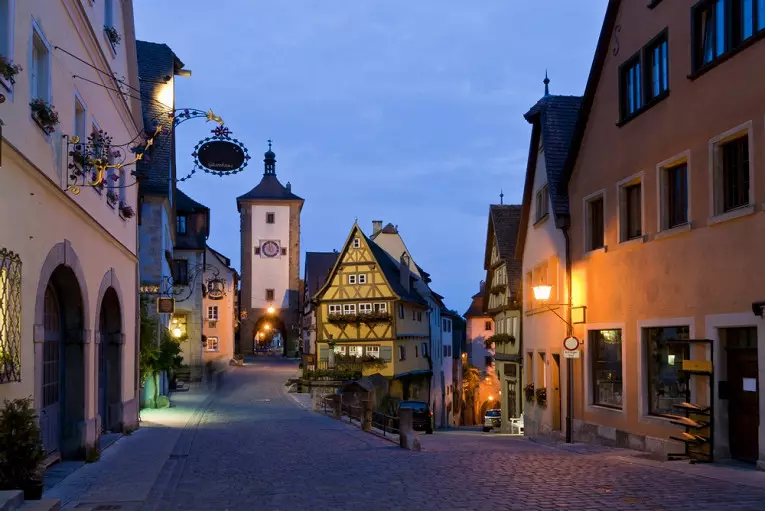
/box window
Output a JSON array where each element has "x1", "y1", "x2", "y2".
[
  {"x1": 31, "y1": 23, "x2": 50, "y2": 102},
  {"x1": 74, "y1": 94, "x2": 87, "y2": 145},
  {"x1": 281, "y1": 247, "x2": 287, "y2": 256},
  {"x1": 206, "y1": 306, "x2": 219, "y2": 321},
  {"x1": 415, "y1": 345, "x2": 419, "y2": 357},
  {"x1": 538, "y1": 352, "x2": 547, "y2": 387},
  {"x1": 343, "y1": 303, "x2": 356, "y2": 315},
  {"x1": 417, "y1": 311, "x2": 422, "y2": 322},
  {"x1": 266, "y1": 212, "x2": 275, "y2": 224},
  {"x1": 619, "y1": 179, "x2": 642, "y2": 241},
  {"x1": 205, "y1": 336, "x2": 219, "y2": 352},
  {"x1": 621, "y1": 55, "x2": 642, "y2": 117},
  {"x1": 585, "y1": 194, "x2": 605, "y2": 251},
  {"x1": 398, "y1": 345, "x2": 406, "y2": 361},
  {"x1": 535, "y1": 184, "x2": 549, "y2": 222},
  {"x1": 334, "y1": 345, "x2": 347, "y2": 355},
  {"x1": 374, "y1": 303, "x2": 388, "y2": 313},
  {"x1": 590, "y1": 329, "x2": 623, "y2": 409},
  {"x1": 265, "y1": 289, "x2": 275, "y2": 301},
  {"x1": 0, "y1": 1, "x2": 12, "y2": 65},
  {"x1": 347, "y1": 274, "x2": 357, "y2": 284},
  {"x1": 398, "y1": 304, "x2": 404, "y2": 319},
  {"x1": 693, "y1": 0, "x2": 765, "y2": 71},
  {"x1": 105, "y1": 0, "x2": 114, "y2": 27},
  {"x1": 485, "y1": 321, "x2": 492, "y2": 331},
  {"x1": 366, "y1": 345, "x2": 380, "y2": 358},
  {"x1": 660, "y1": 162, "x2": 689, "y2": 229},
  {"x1": 176, "y1": 215, "x2": 187, "y2": 234},
  {"x1": 171, "y1": 259, "x2": 189, "y2": 286},
  {"x1": 352, "y1": 238, "x2": 360, "y2": 248},
  {"x1": 328, "y1": 304, "x2": 341, "y2": 315},
  {"x1": 721, "y1": 135, "x2": 750, "y2": 212},
  {"x1": 421, "y1": 342, "x2": 428, "y2": 357},
  {"x1": 0, "y1": 249, "x2": 22, "y2": 383},
  {"x1": 526, "y1": 352, "x2": 534, "y2": 384},
  {"x1": 358, "y1": 274, "x2": 367, "y2": 284},
  {"x1": 644, "y1": 326, "x2": 690, "y2": 416},
  {"x1": 646, "y1": 33, "x2": 669, "y2": 101},
  {"x1": 444, "y1": 346, "x2": 449, "y2": 358},
  {"x1": 359, "y1": 303, "x2": 372, "y2": 314},
  {"x1": 348, "y1": 345, "x2": 362, "y2": 357}
]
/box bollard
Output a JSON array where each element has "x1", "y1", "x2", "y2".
[
  {"x1": 332, "y1": 397, "x2": 342, "y2": 420},
  {"x1": 398, "y1": 408, "x2": 421, "y2": 451},
  {"x1": 362, "y1": 401, "x2": 372, "y2": 432}
]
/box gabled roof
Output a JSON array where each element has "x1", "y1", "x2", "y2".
[
  {"x1": 463, "y1": 293, "x2": 487, "y2": 318},
  {"x1": 313, "y1": 223, "x2": 427, "y2": 306},
  {"x1": 236, "y1": 174, "x2": 304, "y2": 204},
  {"x1": 483, "y1": 205, "x2": 523, "y2": 300},
  {"x1": 561, "y1": 0, "x2": 622, "y2": 189},
  {"x1": 516, "y1": 95, "x2": 583, "y2": 260},
  {"x1": 208, "y1": 246, "x2": 239, "y2": 278},
  {"x1": 176, "y1": 188, "x2": 208, "y2": 212},
  {"x1": 304, "y1": 251, "x2": 339, "y2": 298},
  {"x1": 136, "y1": 41, "x2": 184, "y2": 197}
]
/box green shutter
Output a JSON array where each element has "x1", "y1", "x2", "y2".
[
  {"x1": 319, "y1": 346, "x2": 329, "y2": 361},
  {"x1": 380, "y1": 345, "x2": 393, "y2": 362}
]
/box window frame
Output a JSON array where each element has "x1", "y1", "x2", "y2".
[
  {"x1": 265, "y1": 288, "x2": 275, "y2": 302},
  {"x1": 347, "y1": 274, "x2": 357, "y2": 285},
  {"x1": 656, "y1": 151, "x2": 692, "y2": 234},
  {"x1": 586, "y1": 326, "x2": 626, "y2": 413},
  {"x1": 171, "y1": 259, "x2": 189, "y2": 286},
  {"x1": 343, "y1": 303, "x2": 357, "y2": 315},
  {"x1": 352, "y1": 238, "x2": 361, "y2": 248},
  {"x1": 534, "y1": 184, "x2": 549, "y2": 224},
  {"x1": 484, "y1": 320, "x2": 492, "y2": 331},
  {"x1": 205, "y1": 336, "x2": 219, "y2": 352},
  {"x1": 645, "y1": 30, "x2": 670, "y2": 102},
  {"x1": 616, "y1": 172, "x2": 645, "y2": 243},
  {"x1": 619, "y1": 50, "x2": 643, "y2": 120},
  {"x1": 708, "y1": 121, "x2": 755, "y2": 222},
  {"x1": 357, "y1": 273, "x2": 367, "y2": 284},
  {"x1": 583, "y1": 190, "x2": 606, "y2": 253},
  {"x1": 618, "y1": 29, "x2": 671, "y2": 125},
  {"x1": 0, "y1": 0, "x2": 15, "y2": 93},
  {"x1": 398, "y1": 345, "x2": 406, "y2": 361},
  {"x1": 398, "y1": 303, "x2": 404, "y2": 319},
  {"x1": 265, "y1": 212, "x2": 275, "y2": 224},
  {"x1": 366, "y1": 345, "x2": 380, "y2": 358},
  {"x1": 328, "y1": 304, "x2": 342, "y2": 315},
  {"x1": 374, "y1": 303, "x2": 388, "y2": 313},
  {"x1": 643, "y1": 325, "x2": 692, "y2": 417},
  {"x1": 359, "y1": 303, "x2": 372, "y2": 314},
  {"x1": 30, "y1": 19, "x2": 52, "y2": 104},
  {"x1": 176, "y1": 214, "x2": 188, "y2": 234},
  {"x1": 207, "y1": 306, "x2": 219, "y2": 321}
]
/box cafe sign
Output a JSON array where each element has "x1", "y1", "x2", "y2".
[{"x1": 192, "y1": 125, "x2": 251, "y2": 177}]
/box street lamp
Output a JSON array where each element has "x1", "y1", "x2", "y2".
[
  {"x1": 264, "y1": 323, "x2": 271, "y2": 331},
  {"x1": 172, "y1": 326, "x2": 182, "y2": 338},
  {"x1": 532, "y1": 283, "x2": 575, "y2": 444},
  {"x1": 267, "y1": 305, "x2": 275, "y2": 314}
]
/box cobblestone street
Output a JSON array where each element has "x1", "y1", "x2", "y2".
[{"x1": 45, "y1": 360, "x2": 765, "y2": 511}]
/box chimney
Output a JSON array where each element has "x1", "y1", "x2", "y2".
[
  {"x1": 479, "y1": 280, "x2": 486, "y2": 292},
  {"x1": 399, "y1": 253, "x2": 411, "y2": 292},
  {"x1": 372, "y1": 220, "x2": 382, "y2": 235}
]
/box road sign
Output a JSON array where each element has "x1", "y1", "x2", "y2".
[
  {"x1": 564, "y1": 349, "x2": 580, "y2": 359},
  {"x1": 563, "y1": 336, "x2": 580, "y2": 359}
]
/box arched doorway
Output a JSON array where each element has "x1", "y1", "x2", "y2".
[
  {"x1": 98, "y1": 288, "x2": 122, "y2": 433},
  {"x1": 478, "y1": 399, "x2": 499, "y2": 422},
  {"x1": 41, "y1": 265, "x2": 85, "y2": 458},
  {"x1": 252, "y1": 315, "x2": 285, "y2": 354}
]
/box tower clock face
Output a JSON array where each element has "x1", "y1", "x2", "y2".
[{"x1": 261, "y1": 240, "x2": 280, "y2": 258}]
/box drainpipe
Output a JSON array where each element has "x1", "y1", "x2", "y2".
[
  {"x1": 134, "y1": 260, "x2": 140, "y2": 428},
  {"x1": 561, "y1": 223, "x2": 574, "y2": 444}
]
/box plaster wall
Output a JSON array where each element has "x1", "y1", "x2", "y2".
[
  {"x1": 202, "y1": 250, "x2": 236, "y2": 364},
  {"x1": 250, "y1": 204, "x2": 290, "y2": 308}
]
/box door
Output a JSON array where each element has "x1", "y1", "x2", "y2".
[
  {"x1": 41, "y1": 285, "x2": 62, "y2": 454},
  {"x1": 551, "y1": 354, "x2": 562, "y2": 431},
  {"x1": 726, "y1": 328, "x2": 759, "y2": 463}
]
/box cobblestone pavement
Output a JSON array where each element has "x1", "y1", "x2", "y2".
[{"x1": 46, "y1": 360, "x2": 765, "y2": 511}]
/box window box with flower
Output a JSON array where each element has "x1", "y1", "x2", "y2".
[
  {"x1": 104, "y1": 26, "x2": 122, "y2": 50},
  {"x1": 30, "y1": 99, "x2": 59, "y2": 135},
  {"x1": 119, "y1": 201, "x2": 134, "y2": 219},
  {"x1": 524, "y1": 382, "x2": 535, "y2": 402},
  {"x1": 535, "y1": 387, "x2": 547, "y2": 408},
  {"x1": 0, "y1": 55, "x2": 22, "y2": 90},
  {"x1": 106, "y1": 191, "x2": 118, "y2": 207}
]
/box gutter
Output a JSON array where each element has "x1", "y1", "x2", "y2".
[{"x1": 561, "y1": 220, "x2": 574, "y2": 444}]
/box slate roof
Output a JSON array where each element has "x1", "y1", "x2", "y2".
[
  {"x1": 463, "y1": 293, "x2": 487, "y2": 318},
  {"x1": 363, "y1": 234, "x2": 428, "y2": 306},
  {"x1": 484, "y1": 205, "x2": 523, "y2": 300},
  {"x1": 304, "y1": 251, "x2": 339, "y2": 298},
  {"x1": 208, "y1": 246, "x2": 239, "y2": 278},
  {"x1": 176, "y1": 188, "x2": 208, "y2": 212},
  {"x1": 236, "y1": 149, "x2": 304, "y2": 207},
  {"x1": 523, "y1": 95, "x2": 583, "y2": 218},
  {"x1": 136, "y1": 41, "x2": 184, "y2": 197}
]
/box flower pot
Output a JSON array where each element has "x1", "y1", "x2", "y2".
[{"x1": 21, "y1": 479, "x2": 44, "y2": 500}]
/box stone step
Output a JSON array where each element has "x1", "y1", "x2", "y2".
[
  {"x1": 19, "y1": 500, "x2": 60, "y2": 511},
  {"x1": 0, "y1": 491, "x2": 24, "y2": 511}
]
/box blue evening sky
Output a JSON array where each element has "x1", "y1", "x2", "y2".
[{"x1": 134, "y1": 0, "x2": 608, "y2": 314}]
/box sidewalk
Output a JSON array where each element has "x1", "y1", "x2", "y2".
[{"x1": 44, "y1": 386, "x2": 213, "y2": 510}]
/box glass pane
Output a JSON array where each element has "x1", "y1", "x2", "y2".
[
  {"x1": 716, "y1": 0, "x2": 726, "y2": 56},
  {"x1": 634, "y1": 63, "x2": 642, "y2": 110},
  {"x1": 702, "y1": 9, "x2": 715, "y2": 64},
  {"x1": 652, "y1": 46, "x2": 660, "y2": 97},
  {"x1": 646, "y1": 327, "x2": 690, "y2": 416},
  {"x1": 590, "y1": 329, "x2": 623, "y2": 408},
  {"x1": 743, "y1": 0, "x2": 754, "y2": 39},
  {"x1": 661, "y1": 41, "x2": 669, "y2": 91},
  {"x1": 759, "y1": 0, "x2": 765, "y2": 30}
]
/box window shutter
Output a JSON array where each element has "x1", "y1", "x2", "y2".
[
  {"x1": 549, "y1": 257, "x2": 559, "y2": 302},
  {"x1": 380, "y1": 345, "x2": 393, "y2": 361},
  {"x1": 319, "y1": 346, "x2": 329, "y2": 361}
]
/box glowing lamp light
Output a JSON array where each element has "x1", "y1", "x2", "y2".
[
  {"x1": 172, "y1": 326, "x2": 182, "y2": 338},
  {"x1": 532, "y1": 284, "x2": 552, "y2": 301},
  {"x1": 264, "y1": 324, "x2": 271, "y2": 331},
  {"x1": 488, "y1": 395, "x2": 494, "y2": 401},
  {"x1": 267, "y1": 306, "x2": 275, "y2": 314},
  {"x1": 668, "y1": 354, "x2": 676, "y2": 365}
]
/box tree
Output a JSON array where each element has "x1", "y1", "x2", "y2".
[{"x1": 461, "y1": 363, "x2": 481, "y2": 425}]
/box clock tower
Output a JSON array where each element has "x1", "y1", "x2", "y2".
[{"x1": 237, "y1": 142, "x2": 304, "y2": 356}]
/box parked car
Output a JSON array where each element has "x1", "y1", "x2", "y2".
[
  {"x1": 483, "y1": 409, "x2": 501, "y2": 432},
  {"x1": 397, "y1": 400, "x2": 433, "y2": 434}
]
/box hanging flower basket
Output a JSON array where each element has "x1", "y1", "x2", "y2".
[
  {"x1": 0, "y1": 55, "x2": 22, "y2": 85},
  {"x1": 104, "y1": 26, "x2": 122, "y2": 46},
  {"x1": 535, "y1": 387, "x2": 547, "y2": 407},
  {"x1": 119, "y1": 202, "x2": 135, "y2": 219},
  {"x1": 524, "y1": 383, "x2": 535, "y2": 403},
  {"x1": 106, "y1": 191, "x2": 118, "y2": 205},
  {"x1": 30, "y1": 99, "x2": 59, "y2": 134}
]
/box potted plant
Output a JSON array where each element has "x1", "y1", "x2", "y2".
[
  {"x1": 0, "y1": 397, "x2": 45, "y2": 500},
  {"x1": 0, "y1": 55, "x2": 22, "y2": 85},
  {"x1": 30, "y1": 99, "x2": 60, "y2": 134},
  {"x1": 119, "y1": 201, "x2": 134, "y2": 218},
  {"x1": 106, "y1": 191, "x2": 118, "y2": 205},
  {"x1": 535, "y1": 387, "x2": 547, "y2": 407},
  {"x1": 104, "y1": 26, "x2": 122, "y2": 46},
  {"x1": 523, "y1": 382, "x2": 535, "y2": 403}
]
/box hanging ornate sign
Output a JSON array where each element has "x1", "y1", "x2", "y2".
[
  {"x1": 157, "y1": 297, "x2": 175, "y2": 314},
  {"x1": 192, "y1": 125, "x2": 250, "y2": 177}
]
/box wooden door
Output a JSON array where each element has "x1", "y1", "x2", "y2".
[
  {"x1": 41, "y1": 285, "x2": 62, "y2": 455},
  {"x1": 551, "y1": 354, "x2": 562, "y2": 431},
  {"x1": 726, "y1": 327, "x2": 759, "y2": 463}
]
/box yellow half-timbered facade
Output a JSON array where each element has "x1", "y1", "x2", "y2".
[{"x1": 315, "y1": 223, "x2": 431, "y2": 400}]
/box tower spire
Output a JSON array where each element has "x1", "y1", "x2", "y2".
[
  {"x1": 264, "y1": 139, "x2": 276, "y2": 175},
  {"x1": 544, "y1": 70, "x2": 550, "y2": 97},
  {"x1": 500, "y1": 189, "x2": 504, "y2": 205}
]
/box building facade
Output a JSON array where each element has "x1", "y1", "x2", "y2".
[
  {"x1": 314, "y1": 223, "x2": 431, "y2": 402},
  {"x1": 202, "y1": 246, "x2": 238, "y2": 364},
  {"x1": 302, "y1": 251, "x2": 339, "y2": 356},
  {"x1": 237, "y1": 144, "x2": 303, "y2": 356},
  {"x1": 516, "y1": 92, "x2": 581, "y2": 439},
  {"x1": 0, "y1": 0, "x2": 141, "y2": 460},
  {"x1": 483, "y1": 205, "x2": 524, "y2": 427},
  {"x1": 563, "y1": 0, "x2": 765, "y2": 468},
  {"x1": 463, "y1": 284, "x2": 499, "y2": 425}
]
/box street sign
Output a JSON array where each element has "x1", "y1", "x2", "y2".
[
  {"x1": 563, "y1": 336, "x2": 580, "y2": 359},
  {"x1": 156, "y1": 297, "x2": 175, "y2": 314}
]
